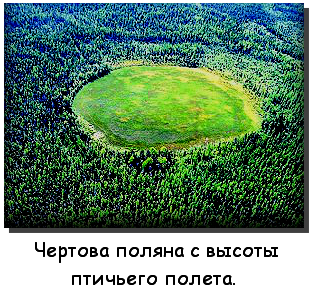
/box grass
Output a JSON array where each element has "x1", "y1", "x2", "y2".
[{"x1": 73, "y1": 66, "x2": 262, "y2": 149}]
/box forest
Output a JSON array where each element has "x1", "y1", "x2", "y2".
[{"x1": 4, "y1": 3, "x2": 304, "y2": 228}]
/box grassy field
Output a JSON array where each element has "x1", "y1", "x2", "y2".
[{"x1": 73, "y1": 66, "x2": 261, "y2": 149}]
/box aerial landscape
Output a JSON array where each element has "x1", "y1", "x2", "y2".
[{"x1": 4, "y1": 3, "x2": 304, "y2": 228}]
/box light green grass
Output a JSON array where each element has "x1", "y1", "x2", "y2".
[{"x1": 73, "y1": 66, "x2": 262, "y2": 149}]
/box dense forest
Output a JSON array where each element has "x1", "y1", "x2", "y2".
[{"x1": 4, "y1": 3, "x2": 304, "y2": 228}]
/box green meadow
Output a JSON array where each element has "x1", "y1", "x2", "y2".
[{"x1": 73, "y1": 66, "x2": 261, "y2": 149}]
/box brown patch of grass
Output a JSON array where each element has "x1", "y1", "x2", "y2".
[
  {"x1": 120, "y1": 117, "x2": 130, "y2": 122},
  {"x1": 189, "y1": 106, "x2": 203, "y2": 113}
]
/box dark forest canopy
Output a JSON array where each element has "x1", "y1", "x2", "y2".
[{"x1": 4, "y1": 3, "x2": 304, "y2": 228}]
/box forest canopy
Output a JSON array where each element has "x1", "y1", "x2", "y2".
[{"x1": 4, "y1": 3, "x2": 304, "y2": 228}]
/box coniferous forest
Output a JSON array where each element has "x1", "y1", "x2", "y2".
[{"x1": 4, "y1": 3, "x2": 304, "y2": 228}]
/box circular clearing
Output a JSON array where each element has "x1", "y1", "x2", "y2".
[{"x1": 73, "y1": 66, "x2": 261, "y2": 149}]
